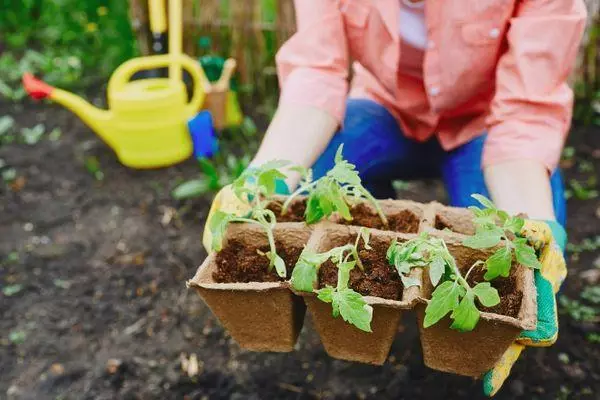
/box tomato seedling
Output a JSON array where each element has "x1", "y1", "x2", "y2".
[
  {"x1": 387, "y1": 233, "x2": 500, "y2": 332},
  {"x1": 463, "y1": 194, "x2": 541, "y2": 280},
  {"x1": 281, "y1": 145, "x2": 388, "y2": 226},
  {"x1": 291, "y1": 228, "x2": 374, "y2": 332},
  {"x1": 209, "y1": 160, "x2": 291, "y2": 278}
]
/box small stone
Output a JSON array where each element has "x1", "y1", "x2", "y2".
[
  {"x1": 558, "y1": 353, "x2": 570, "y2": 364},
  {"x1": 563, "y1": 363, "x2": 586, "y2": 380},
  {"x1": 23, "y1": 223, "x2": 34, "y2": 232},
  {"x1": 49, "y1": 363, "x2": 65, "y2": 376},
  {"x1": 106, "y1": 358, "x2": 122, "y2": 374},
  {"x1": 6, "y1": 385, "x2": 22, "y2": 397},
  {"x1": 187, "y1": 354, "x2": 200, "y2": 377},
  {"x1": 580, "y1": 268, "x2": 600, "y2": 284}
]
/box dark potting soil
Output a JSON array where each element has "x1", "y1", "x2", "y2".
[
  {"x1": 342, "y1": 203, "x2": 420, "y2": 233},
  {"x1": 213, "y1": 239, "x2": 304, "y2": 283},
  {"x1": 466, "y1": 266, "x2": 523, "y2": 318},
  {"x1": 318, "y1": 234, "x2": 403, "y2": 300},
  {"x1": 266, "y1": 199, "x2": 307, "y2": 223}
]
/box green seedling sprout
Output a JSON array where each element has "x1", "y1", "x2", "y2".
[
  {"x1": 281, "y1": 145, "x2": 388, "y2": 226},
  {"x1": 291, "y1": 228, "x2": 374, "y2": 332},
  {"x1": 387, "y1": 233, "x2": 500, "y2": 332},
  {"x1": 463, "y1": 194, "x2": 541, "y2": 281},
  {"x1": 209, "y1": 160, "x2": 291, "y2": 278}
]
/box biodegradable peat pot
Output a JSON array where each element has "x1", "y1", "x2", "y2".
[
  {"x1": 188, "y1": 222, "x2": 311, "y2": 352},
  {"x1": 294, "y1": 223, "x2": 422, "y2": 365},
  {"x1": 415, "y1": 233, "x2": 537, "y2": 377},
  {"x1": 427, "y1": 202, "x2": 476, "y2": 235},
  {"x1": 338, "y1": 199, "x2": 425, "y2": 233}
]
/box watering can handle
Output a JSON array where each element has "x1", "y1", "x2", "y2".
[{"x1": 108, "y1": 54, "x2": 210, "y2": 117}]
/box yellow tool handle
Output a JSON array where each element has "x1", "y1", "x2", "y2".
[
  {"x1": 169, "y1": 0, "x2": 183, "y2": 84},
  {"x1": 148, "y1": 0, "x2": 167, "y2": 33},
  {"x1": 107, "y1": 54, "x2": 209, "y2": 115}
]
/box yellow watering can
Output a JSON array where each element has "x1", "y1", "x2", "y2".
[{"x1": 22, "y1": 0, "x2": 210, "y2": 169}]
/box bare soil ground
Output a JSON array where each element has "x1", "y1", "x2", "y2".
[{"x1": 1, "y1": 100, "x2": 599, "y2": 399}]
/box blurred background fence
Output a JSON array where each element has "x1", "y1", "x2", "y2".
[
  {"x1": 0, "y1": 0, "x2": 598, "y2": 121},
  {"x1": 128, "y1": 0, "x2": 599, "y2": 119}
]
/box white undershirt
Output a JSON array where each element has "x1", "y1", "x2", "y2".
[{"x1": 398, "y1": 0, "x2": 427, "y2": 50}]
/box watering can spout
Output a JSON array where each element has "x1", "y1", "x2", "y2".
[{"x1": 22, "y1": 73, "x2": 114, "y2": 143}]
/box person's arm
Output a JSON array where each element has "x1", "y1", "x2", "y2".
[
  {"x1": 483, "y1": 0, "x2": 587, "y2": 219},
  {"x1": 252, "y1": 104, "x2": 338, "y2": 188},
  {"x1": 484, "y1": 160, "x2": 556, "y2": 220},
  {"x1": 250, "y1": 0, "x2": 350, "y2": 188}
]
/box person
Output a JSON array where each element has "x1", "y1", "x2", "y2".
[{"x1": 205, "y1": 0, "x2": 587, "y2": 396}]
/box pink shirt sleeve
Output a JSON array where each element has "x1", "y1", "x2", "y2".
[
  {"x1": 275, "y1": 0, "x2": 349, "y2": 122},
  {"x1": 484, "y1": 0, "x2": 587, "y2": 172}
]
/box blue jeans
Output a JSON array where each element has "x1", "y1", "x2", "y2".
[{"x1": 312, "y1": 99, "x2": 567, "y2": 226}]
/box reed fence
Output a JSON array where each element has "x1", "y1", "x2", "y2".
[{"x1": 129, "y1": 0, "x2": 599, "y2": 101}]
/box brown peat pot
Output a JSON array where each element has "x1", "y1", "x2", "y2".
[
  {"x1": 188, "y1": 223, "x2": 311, "y2": 352},
  {"x1": 428, "y1": 202, "x2": 476, "y2": 235},
  {"x1": 337, "y1": 199, "x2": 425, "y2": 233},
  {"x1": 415, "y1": 232, "x2": 537, "y2": 377},
  {"x1": 294, "y1": 223, "x2": 422, "y2": 365}
]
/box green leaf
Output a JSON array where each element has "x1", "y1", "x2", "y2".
[
  {"x1": 332, "y1": 288, "x2": 373, "y2": 332},
  {"x1": 484, "y1": 246, "x2": 512, "y2": 280},
  {"x1": 424, "y1": 281, "x2": 462, "y2": 328},
  {"x1": 336, "y1": 260, "x2": 356, "y2": 290},
  {"x1": 272, "y1": 253, "x2": 287, "y2": 278},
  {"x1": 359, "y1": 228, "x2": 371, "y2": 249},
  {"x1": 172, "y1": 179, "x2": 211, "y2": 199},
  {"x1": 504, "y1": 216, "x2": 524, "y2": 233},
  {"x1": 2, "y1": 284, "x2": 23, "y2": 296},
  {"x1": 305, "y1": 193, "x2": 325, "y2": 224},
  {"x1": 0, "y1": 115, "x2": 15, "y2": 135},
  {"x1": 472, "y1": 282, "x2": 500, "y2": 307},
  {"x1": 328, "y1": 182, "x2": 352, "y2": 220},
  {"x1": 462, "y1": 228, "x2": 503, "y2": 249},
  {"x1": 291, "y1": 260, "x2": 318, "y2": 292},
  {"x1": 316, "y1": 286, "x2": 335, "y2": 303},
  {"x1": 450, "y1": 292, "x2": 480, "y2": 332},
  {"x1": 199, "y1": 157, "x2": 220, "y2": 188},
  {"x1": 258, "y1": 169, "x2": 287, "y2": 196},
  {"x1": 386, "y1": 239, "x2": 398, "y2": 262},
  {"x1": 208, "y1": 211, "x2": 232, "y2": 252},
  {"x1": 514, "y1": 242, "x2": 541, "y2": 269},
  {"x1": 9, "y1": 330, "x2": 26, "y2": 345},
  {"x1": 429, "y1": 254, "x2": 446, "y2": 286},
  {"x1": 471, "y1": 194, "x2": 496, "y2": 210},
  {"x1": 334, "y1": 144, "x2": 345, "y2": 164}
]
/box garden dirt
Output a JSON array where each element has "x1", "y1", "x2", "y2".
[
  {"x1": 318, "y1": 235, "x2": 404, "y2": 300},
  {"x1": 213, "y1": 239, "x2": 303, "y2": 283},
  {"x1": 1, "y1": 100, "x2": 599, "y2": 399},
  {"x1": 344, "y1": 203, "x2": 420, "y2": 233}
]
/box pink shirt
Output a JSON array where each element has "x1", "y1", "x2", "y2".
[{"x1": 275, "y1": 0, "x2": 587, "y2": 171}]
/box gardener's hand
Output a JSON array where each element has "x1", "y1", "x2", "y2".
[
  {"x1": 483, "y1": 220, "x2": 567, "y2": 396},
  {"x1": 202, "y1": 180, "x2": 290, "y2": 252}
]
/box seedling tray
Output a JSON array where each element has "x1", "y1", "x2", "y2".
[
  {"x1": 187, "y1": 222, "x2": 311, "y2": 352},
  {"x1": 293, "y1": 223, "x2": 422, "y2": 365},
  {"x1": 415, "y1": 230, "x2": 537, "y2": 377}
]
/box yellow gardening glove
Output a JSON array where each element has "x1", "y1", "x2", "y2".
[
  {"x1": 202, "y1": 185, "x2": 251, "y2": 252},
  {"x1": 202, "y1": 178, "x2": 290, "y2": 252},
  {"x1": 483, "y1": 220, "x2": 567, "y2": 396}
]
